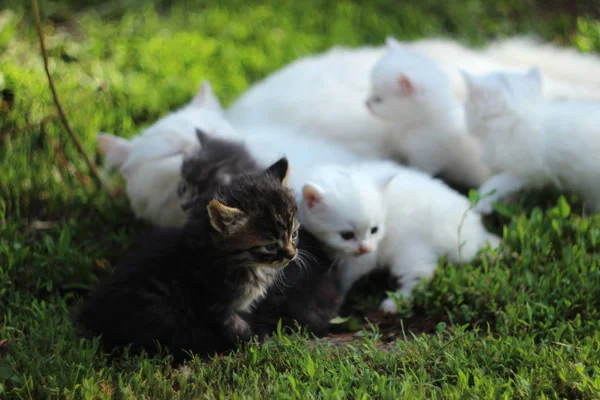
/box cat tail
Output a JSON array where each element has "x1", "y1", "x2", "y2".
[
  {"x1": 97, "y1": 132, "x2": 132, "y2": 171},
  {"x1": 484, "y1": 36, "x2": 600, "y2": 100}
]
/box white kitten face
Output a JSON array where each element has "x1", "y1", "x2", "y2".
[
  {"x1": 299, "y1": 168, "x2": 386, "y2": 257},
  {"x1": 463, "y1": 68, "x2": 542, "y2": 138},
  {"x1": 367, "y1": 47, "x2": 452, "y2": 122}
]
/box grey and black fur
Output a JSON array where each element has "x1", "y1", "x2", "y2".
[
  {"x1": 178, "y1": 129, "x2": 260, "y2": 212},
  {"x1": 74, "y1": 158, "x2": 298, "y2": 364},
  {"x1": 178, "y1": 132, "x2": 342, "y2": 338}
]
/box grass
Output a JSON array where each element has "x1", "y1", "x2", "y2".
[{"x1": 2, "y1": 0, "x2": 600, "y2": 398}]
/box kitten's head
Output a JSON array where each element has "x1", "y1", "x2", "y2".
[
  {"x1": 298, "y1": 165, "x2": 387, "y2": 258},
  {"x1": 366, "y1": 37, "x2": 452, "y2": 122},
  {"x1": 188, "y1": 158, "x2": 300, "y2": 270},
  {"x1": 462, "y1": 67, "x2": 542, "y2": 138},
  {"x1": 178, "y1": 129, "x2": 258, "y2": 212}
]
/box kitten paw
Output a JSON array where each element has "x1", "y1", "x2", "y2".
[
  {"x1": 224, "y1": 313, "x2": 251, "y2": 342},
  {"x1": 380, "y1": 298, "x2": 399, "y2": 314}
]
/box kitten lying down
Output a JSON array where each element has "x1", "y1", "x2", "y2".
[
  {"x1": 463, "y1": 67, "x2": 600, "y2": 214},
  {"x1": 177, "y1": 130, "x2": 342, "y2": 338},
  {"x1": 74, "y1": 158, "x2": 299, "y2": 363},
  {"x1": 298, "y1": 160, "x2": 501, "y2": 313}
]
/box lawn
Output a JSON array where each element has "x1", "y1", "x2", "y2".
[{"x1": 1, "y1": 0, "x2": 600, "y2": 398}]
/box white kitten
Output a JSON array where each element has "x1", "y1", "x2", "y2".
[
  {"x1": 463, "y1": 67, "x2": 600, "y2": 214},
  {"x1": 98, "y1": 81, "x2": 240, "y2": 227},
  {"x1": 366, "y1": 39, "x2": 490, "y2": 187},
  {"x1": 299, "y1": 160, "x2": 501, "y2": 314}
]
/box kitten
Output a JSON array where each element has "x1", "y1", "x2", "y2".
[
  {"x1": 178, "y1": 128, "x2": 260, "y2": 212},
  {"x1": 97, "y1": 81, "x2": 240, "y2": 227},
  {"x1": 298, "y1": 160, "x2": 501, "y2": 313},
  {"x1": 463, "y1": 67, "x2": 600, "y2": 214},
  {"x1": 178, "y1": 134, "x2": 341, "y2": 337},
  {"x1": 366, "y1": 39, "x2": 491, "y2": 188},
  {"x1": 74, "y1": 158, "x2": 299, "y2": 363}
]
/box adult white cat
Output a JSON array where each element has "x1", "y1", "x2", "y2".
[
  {"x1": 228, "y1": 36, "x2": 600, "y2": 188},
  {"x1": 298, "y1": 160, "x2": 501, "y2": 313},
  {"x1": 98, "y1": 81, "x2": 240, "y2": 227},
  {"x1": 463, "y1": 68, "x2": 600, "y2": 214},
  {"x1": 365, "y1": 40, "x2": 489, "y2": 188},
  {"x1": 98, "y1": 82, "x2": 367, "y2": 227}
]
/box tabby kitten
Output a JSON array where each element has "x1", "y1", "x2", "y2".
[
  {"x1": 74, "y1": 158, "x2": 299, "y2": 363},
  {"x1": 178, "y1": 128, "x2": 260, "y2": 212}
]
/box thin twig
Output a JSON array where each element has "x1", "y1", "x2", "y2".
[
  {"x1": 49, "y1": 137, "x2": 92, "y2": 186},
  {"x1": 31, "y1": 0, "x2": 106, "y2": 190}
]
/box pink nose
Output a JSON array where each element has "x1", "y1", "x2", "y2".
[
  {"x1": 365, "y1": 100, "x2": 372, "y2": 111},
  {"x1": 357, "y1": 244, "x2": 372, "y2": 254}
]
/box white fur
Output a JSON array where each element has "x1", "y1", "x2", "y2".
[
  {"x1": 98, "y1": 83, "x2": 367, "y2": 227},
  {"x1": 463, "y1": 68, "x2": 600, "y2": 213},
  {"x1": 482, "y1": 36, "x2": 600, "y2": 101},
  {"x1": 366, "y1": 43, "x2": 490, "y2": 187},
  {"x1": 97, "y1": 81, "x2": 240, "y2": 227},
  {"x1": 227, "y1": 37, "x2": 600, "y2": 188},
  {"x1": 298, "y1": 160, "x2": 501, "y2": 313}
]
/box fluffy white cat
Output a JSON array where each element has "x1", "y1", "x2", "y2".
[
  {"x1": 298, "y1": 160, "x2": 501, "y2": 314},
  {"x1": 227, "y1": 36, "x2": 600, "y2": 188},
  {"x1": 98, "y1": 81, "x2": 240, "y2": 227},
  {"x1": 462, "y1": 67, "x2": 600, "y2": 214},
  {"x1": 98, "y1": 82, "x2": 367, "y2": 227},
  {"x1": 366, "y1": 39, "x2": 490, "y2": 188}
]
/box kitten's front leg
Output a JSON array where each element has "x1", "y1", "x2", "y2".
[
  {"x1": 381, "y1": 243, "x2": 438, "y2": 314},
  {"x1": 475, "y1": 172, "x2": 526, "y2": 215},
  {"x1": 223, "y1": 312, "x2": 251, "y2": 342}
]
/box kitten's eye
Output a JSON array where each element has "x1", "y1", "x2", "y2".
[
  {"x1": 340, "y1": 231, "x2": 355, "y2": 240},
  {"x1": 372, "y1": 96, "x2": 382, "y2": 103},
  {"x1": 262, "y1": 242, "x2": 279, "y2": 252},
  {"x1": 371, "y1": 227, "x2": 378, "y2": 234},
  {"x1": 291, "y1": 229, "x2": 299, "y2": 240}
]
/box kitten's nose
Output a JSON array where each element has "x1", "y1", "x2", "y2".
[
  {"x1": 284, "y1": 244, "x2": 297, "y2": 260},
  {"x1": 355, "y1": 243, "x2": 373, "y2": 255},
  {"x1": 365, "y1": 99, "x2": 372, "y2": 111}
]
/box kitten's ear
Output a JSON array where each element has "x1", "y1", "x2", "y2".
[
  {"x1": 302, "y1": 183, "x2": 324, "y2": 209},
  {"x1": 385, "y1": 36, "x2": 403, "y2": 50},
  {"x1": 526, "y1": 66, "x2": 542, "y2": 84},
  {"x1": 265, "y1": 157, "x2": 290, "y2": 186},
  {"x1": 207, "y1": 199, "x2": 247, "y2": 235},
  {"x1": 398, "y1": 75, "x2": 415, "y2": 96},
  {"x1": 195, "y1": 128, "x2": 211, "y2": 148},
  {"x1": 192, "y1": 80, "x2": 223, "y2": 113},
  {"x1": 97, "y1": 132, "x2": 132, "y2": 170}
]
